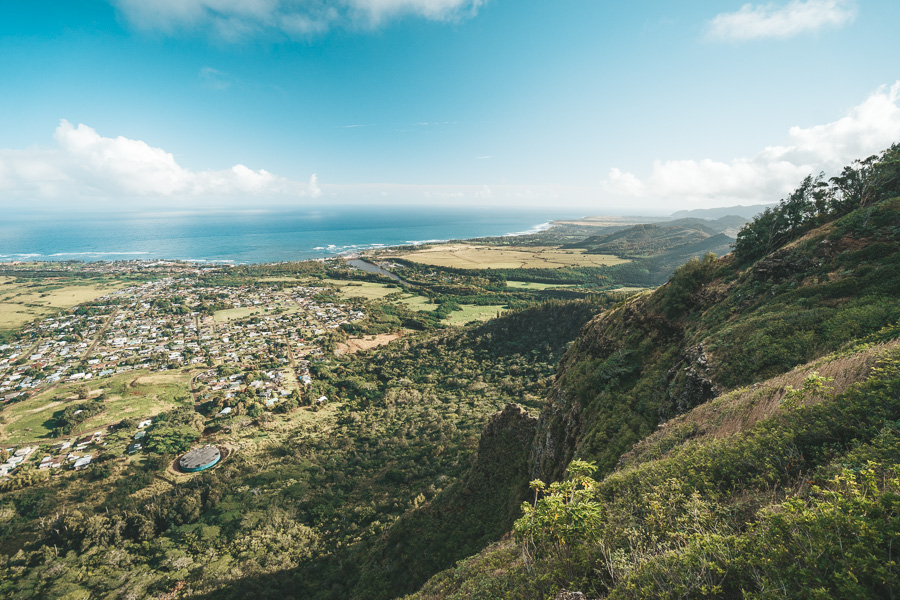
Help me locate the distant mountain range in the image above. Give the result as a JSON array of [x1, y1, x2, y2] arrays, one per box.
[[559, 213, 747, 284], [670, 203, 775, 220]]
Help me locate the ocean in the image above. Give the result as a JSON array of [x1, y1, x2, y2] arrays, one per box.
[[0, 205, 578, 264]]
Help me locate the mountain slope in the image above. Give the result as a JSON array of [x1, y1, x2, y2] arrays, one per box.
[[406, 147, 900, 599], [408, 341, 900, 599], [532, 195, 900, 483]]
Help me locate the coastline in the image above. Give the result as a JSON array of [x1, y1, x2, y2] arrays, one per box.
[[0, 212, 576, 266]]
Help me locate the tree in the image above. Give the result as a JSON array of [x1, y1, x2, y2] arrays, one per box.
[[145, 425, 201, 455]]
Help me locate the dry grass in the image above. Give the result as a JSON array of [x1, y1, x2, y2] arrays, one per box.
[[0, 276, 126, 330], [445, 304, 507, 325], [396, 244, 629, 270], [335, 333, 403, 355], [620, 340, 899, 469]]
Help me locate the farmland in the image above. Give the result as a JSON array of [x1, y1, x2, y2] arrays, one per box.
[[445, 304, 507, 325], [394, 244, 629, 270]]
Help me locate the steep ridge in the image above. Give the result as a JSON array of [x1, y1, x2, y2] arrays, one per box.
[[564, 220, 739, 287], [351, 403, 537, 598], [567, 223, 718, 257], [406, 147, 900, 599], [532, 194, 900, 482], [409, 341, 900, 599]]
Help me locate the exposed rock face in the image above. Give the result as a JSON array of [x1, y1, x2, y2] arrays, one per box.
[[666, 343, 720, 416], [554, 591, 587, 600], [472, 402, 540, 495], [479, 403, 539, 455], [528, 292, 725, 483], [751, 248, 815, 282], [530, 385, 582, 483]]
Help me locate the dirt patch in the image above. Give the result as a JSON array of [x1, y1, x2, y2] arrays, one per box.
[[335, 333, 402, 355], [24, 400, 65, 414]]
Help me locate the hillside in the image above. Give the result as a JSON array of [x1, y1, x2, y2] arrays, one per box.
[[534, 194, 900, 481], [561, 218, 741, 287], [406, 145, 900, 598], [1, 147, 898, 600], [670, 204, 774, 220]]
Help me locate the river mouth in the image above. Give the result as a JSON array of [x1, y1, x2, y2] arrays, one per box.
[[346, 258, 409, 285]]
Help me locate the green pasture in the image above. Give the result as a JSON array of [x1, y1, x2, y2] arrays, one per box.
[[327, 280, 437, 311], [0, 276, 127, 331], [0, 369, 193, 445], [445, 304, 507, 326]]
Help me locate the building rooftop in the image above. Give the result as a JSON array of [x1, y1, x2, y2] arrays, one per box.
[[178, 446, 221, 472]]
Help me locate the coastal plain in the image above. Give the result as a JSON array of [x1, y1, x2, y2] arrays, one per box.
[[392, 244, 629, 269]]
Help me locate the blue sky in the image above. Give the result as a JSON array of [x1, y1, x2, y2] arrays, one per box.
[[1, 0, 899, 214]]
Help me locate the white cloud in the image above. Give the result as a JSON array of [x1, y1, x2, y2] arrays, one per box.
[[0, 120, 320, 206], [602, 82, 900, 209], [109, 0, 483, 39], [474, 184, 493, 199], [199, 66, 232, 90], [707, 0, 856, 41], [308, 173, 322, 197]]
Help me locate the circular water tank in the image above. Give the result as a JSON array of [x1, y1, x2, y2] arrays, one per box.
[[178, 446, 221, 472]]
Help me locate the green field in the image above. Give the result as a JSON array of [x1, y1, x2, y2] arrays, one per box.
[[398, 295, 439, 311], [445, 304, 507, 326], [326, 280, 402, 300], [213, 304, 300, 323], [0, 276, 128, 331], [0, 369, 193, 444], [213, 306, 267, 322], [327, 280, 437, 312]]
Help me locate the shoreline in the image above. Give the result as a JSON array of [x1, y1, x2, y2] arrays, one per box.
[[0, 217, 576, 267]]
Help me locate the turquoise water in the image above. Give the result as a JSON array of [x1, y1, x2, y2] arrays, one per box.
[[0, 206, 575, 264]]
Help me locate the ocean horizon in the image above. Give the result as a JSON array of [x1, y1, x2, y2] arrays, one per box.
[[0, 205, 579, 265]]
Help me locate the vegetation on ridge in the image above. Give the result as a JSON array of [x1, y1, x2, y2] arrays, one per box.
[[407, 146, 900, 599], [532, 161, 900, 483]]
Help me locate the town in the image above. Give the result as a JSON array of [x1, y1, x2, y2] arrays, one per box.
[[0, 272, 366, 479]]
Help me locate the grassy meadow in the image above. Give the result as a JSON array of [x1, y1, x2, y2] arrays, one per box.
[[0, 369, 193, 445], [395, 244, 629, 270], [327, 279, 438, 311], [0, 276, 127, 331], [445, 304, 507, 326]]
